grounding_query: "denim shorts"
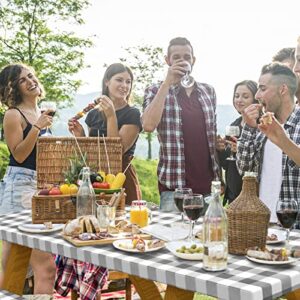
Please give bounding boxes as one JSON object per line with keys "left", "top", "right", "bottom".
{"left": 0, "top": 166, "right": 37, "bottom": 214}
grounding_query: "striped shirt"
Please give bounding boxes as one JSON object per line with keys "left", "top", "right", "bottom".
{"left": 237, "top": 106, "right": 300, "bottom": 228}
{"left": 143, "top": 82, "right": 220, "bottom": 190}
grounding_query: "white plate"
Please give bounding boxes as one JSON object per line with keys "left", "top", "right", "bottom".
{"left": 166, "top": 240, "right": 203, "bottom": 260}
{"left": 266, "top": 228, "right": 286, "bottom": 244}
{"left": 246, "top": 255, "right": 297, "bottom": 265}
{"left": 113, "top": 239, "right": 165, "bottom": 253}
{"left": 18, "top": 223, "right": 64, "bottom": 234}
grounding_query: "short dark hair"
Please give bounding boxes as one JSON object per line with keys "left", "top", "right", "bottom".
{"left": 261, "top": 62, "right": 298, "bottom": 97}
{"left": 102, "top": 63, "right": 134, "bottom": 101}
{"left": 0, "top": 63, "right": 45, "bottom": 108}
{"left": 167, "top": 37, "right": 194, "bottom": 57}
{"left": 272, "top": 47, "right": 295, "bottom": 63}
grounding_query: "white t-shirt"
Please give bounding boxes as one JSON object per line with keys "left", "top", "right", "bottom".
{"left": 259, "top": 139, "right": 282, "bottom": 223}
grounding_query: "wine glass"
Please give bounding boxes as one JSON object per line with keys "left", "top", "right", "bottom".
{"left": 40, "top": 101, "right": 56, "bottom": 136}
{"left": 225, "top": 125, "right": 240, "bottom": 160}
{"left": 181, "top": 62, "right": 195, "bottom": 88}
{"left": 174, "top": 188, "right": 192, "bottom": 222}
{"left": 183, "top": 193, "right": 204, "bottom": 241}
{"left": 276, "top": 199, "right": 298, "bottom": 248}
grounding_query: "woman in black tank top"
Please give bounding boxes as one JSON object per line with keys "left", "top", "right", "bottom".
{"left": 0, "top": 64, "right": 56, "bottom": 296}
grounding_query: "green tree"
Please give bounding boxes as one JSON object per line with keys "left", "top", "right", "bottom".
{"left": 0, "top": 0, "right": 93, "bottom": 107}
{"left": 119, "top": 45, "right": 165, "bottom": 159}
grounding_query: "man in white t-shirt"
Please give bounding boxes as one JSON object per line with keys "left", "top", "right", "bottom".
{"left": 236, "top": 62, "right": 300, "bottom": 227}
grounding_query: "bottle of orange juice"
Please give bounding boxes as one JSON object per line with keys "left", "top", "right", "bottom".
{"left": 130, "top": 200, "right": 149, "bottom": 228}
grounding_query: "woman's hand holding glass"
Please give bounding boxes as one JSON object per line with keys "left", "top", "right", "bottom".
{"left": 225, "top": 126, "right": 240, "bottom": 160}
{"left": 40, "top": 101, "right": 56, "bottom": 136}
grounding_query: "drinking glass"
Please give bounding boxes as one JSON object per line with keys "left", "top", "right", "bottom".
{"left": 174, "top": 188, "right": 192, "bottom": 222}
{"left": 225, "top": 126, "right": 240, "bottom": 160}
{"left": 40, "top": 101, "right": 56, "bottom": 136}
{"left": 276, "top": 199, "right": 298, "bottom": 248}
{"left": 181, "top": 62, "right": 195, "bottom": 88}
{"left": 183, "top": 193, "right": 204, "bottom": 241}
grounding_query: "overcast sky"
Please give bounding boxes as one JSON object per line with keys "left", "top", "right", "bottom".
{"left": 71, "top": 0, "right": 300, "bottom": 105}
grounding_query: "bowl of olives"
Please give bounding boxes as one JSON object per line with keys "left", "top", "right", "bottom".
{"left": 166, "top": 241, "right": 203, "bottom": 260}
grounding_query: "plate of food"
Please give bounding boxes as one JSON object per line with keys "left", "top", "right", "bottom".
{"left": 166, "top": 241, "right": 203, "bottom": 260}
{"left": 113, "top": 238, "right": 165, "bottom": 253}
{"left": 266, "top": 228, "right": 286, "bottom": 244}
{"left": 246, "top": 247, "right": 296, "bottom": 265}
{"left": 94, "top": 188, "right": 121, "bottom": 194}
{"left": 18, "top": 223, "right": 64, "bottom": 234}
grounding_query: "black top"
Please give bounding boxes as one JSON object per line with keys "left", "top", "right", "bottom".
{"left": 218, "top": 116, "right": 243, "bottom": 205}
{"left": 8, "top": 107, "right": 41, "bottom": 171}
{"left": 85, "top": 105, "right": 142, "bottom": 156}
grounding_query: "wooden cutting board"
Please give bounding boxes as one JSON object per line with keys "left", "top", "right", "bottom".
{"left": 62, "top": 233, "right": 152, "bottom": 247}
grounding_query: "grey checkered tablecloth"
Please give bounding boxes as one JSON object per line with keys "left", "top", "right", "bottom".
{"left": 1, "top": 210, "right": 300, "bottom": 300}
{"left": 0, "top": 290, "right": 24, "bottom": 299}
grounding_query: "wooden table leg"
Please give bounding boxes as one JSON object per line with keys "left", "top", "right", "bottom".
{"left": 165, "top": 285, "right": 194, "bottom": 300}
{"left": 128, "top": 275, "right": 162, "bottom": 300}
{"left": 285, "top": 289, "right": 300, "bottom": 300}
{"left": 2, "top": 243, "right": 32, "bottom": 295}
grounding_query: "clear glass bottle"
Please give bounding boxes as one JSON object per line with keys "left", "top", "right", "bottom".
{"left": 202, "top": 181, "right": 228, "bottom": 271}
{"left": 76, "top": 167, "right": 96, "bottom": 217}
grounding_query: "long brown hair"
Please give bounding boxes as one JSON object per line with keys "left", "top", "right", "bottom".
{"left": 0, "top": 63, "right": 45, "bottom": 108}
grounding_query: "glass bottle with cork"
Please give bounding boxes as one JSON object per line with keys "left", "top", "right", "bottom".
{"left": 76, "top": 167, "right": 96, "bottom": 217}
{"left": 203, "top": 181, "right": 228, "bottom": 271}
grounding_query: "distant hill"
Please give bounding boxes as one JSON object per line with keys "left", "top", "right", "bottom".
{"left": 52, "top": 92, "right": 239, "bottom": 159}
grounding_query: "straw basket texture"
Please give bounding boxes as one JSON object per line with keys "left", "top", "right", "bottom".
{"left": 227, "top": 174, "right": 270, "bottom": 255}
{"left": 32, "top": 136, "right": 124, "bottom": 223}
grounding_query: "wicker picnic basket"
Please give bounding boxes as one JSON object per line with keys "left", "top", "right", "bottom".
{"left": 227, "top": 172, "right": 270, "bottom": 255}
{"left": 32, "top": 136, "right": 124, "bottom": 224}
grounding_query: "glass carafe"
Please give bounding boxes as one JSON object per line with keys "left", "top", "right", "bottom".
{"left": 76, "top": 167, "right": 96, "bottom": 217}
{"left": 203, "top": 181, "right": 228, "bottom": 271}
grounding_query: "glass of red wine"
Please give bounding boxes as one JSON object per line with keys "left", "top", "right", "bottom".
{"left": 225, "top": 125, "right": 240, "bottom": 160}
{"left": 40, "top": 101, "right": 56, "bottom": 136}
{"left": 183, "top": 193, "right": 204, "bottom": 241}
{"left": 276, "top": 199, "right": 298, "bottom": 248}
{"left": 174, "top": 188, "right": 192, "bottom": 222}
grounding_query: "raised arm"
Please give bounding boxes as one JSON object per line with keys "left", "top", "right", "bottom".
{"left": 142, "top": 60, "right": 187, "bottom": 132}
{"left": 4, "top": 109, "right": 52, "bottom": 163}
{"left": 259, "top": 115, "right": 300, "bottom": 166}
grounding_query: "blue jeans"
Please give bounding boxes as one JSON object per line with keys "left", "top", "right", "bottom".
{"left": 0, "top": 166, "right": 37, "bottom": 214}
{"left": 160, "top": 191, "right": 177, "bottom": 212}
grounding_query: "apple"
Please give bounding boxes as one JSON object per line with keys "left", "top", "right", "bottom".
{"left": 49, "top": 187, "right": 62, "bottom": 195}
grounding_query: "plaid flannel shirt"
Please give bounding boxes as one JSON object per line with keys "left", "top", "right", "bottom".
{"left": 143, "top": 82, "right": 219, "bottom": 190}
{"left": 237, "top": 106, "right": 300, "bottom": 228}
{"left": 55, "top": 256, "right": 108, "bottom": 300}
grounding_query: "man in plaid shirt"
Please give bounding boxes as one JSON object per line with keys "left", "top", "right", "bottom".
{"left": 236, "top": 62, "right": 300, "bottom": 227}
{"left": 142, "top": 37, "right": 220, "bottom": 211}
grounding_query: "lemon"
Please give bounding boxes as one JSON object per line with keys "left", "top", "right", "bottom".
{"left": 60, "top": 184, "right": 70, "bottom": 195}
{"left": 69, "top": 184, "right": 79, "bottom": 195}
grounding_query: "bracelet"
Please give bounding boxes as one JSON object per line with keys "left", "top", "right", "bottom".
{"left": 33, "top": 124, "right": 41, "bottom": 131}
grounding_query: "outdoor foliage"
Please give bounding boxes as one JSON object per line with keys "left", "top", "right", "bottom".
{"left": 0, "top": 0, "right": 93, "bottom": 107}
{"left": 132, "top": 157, "right": 159, "bottom": 205}
{"left": 0, "top": 142, "right": 9, "bottom": 179}
{"left": 119, "top": 45, "right": 165, "bottom": 159}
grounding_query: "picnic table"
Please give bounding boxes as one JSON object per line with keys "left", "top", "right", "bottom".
{"left": 1, "top": 209, "right": 300, "bottom": 300}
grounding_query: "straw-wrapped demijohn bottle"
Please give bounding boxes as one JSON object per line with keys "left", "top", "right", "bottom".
{"left": 227, "top": 172, "right": 270, "bottom": 255}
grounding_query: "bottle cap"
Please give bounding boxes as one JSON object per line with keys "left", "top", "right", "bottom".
{"left": 211, "top": 181, "right": 221, "bottom": 194}
{"left": 131, "top": 200, "right": 147, "bottom": 206}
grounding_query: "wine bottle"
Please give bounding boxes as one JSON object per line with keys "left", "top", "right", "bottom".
{"left": 76, "top": 167, "right": 96, "bottom": 217}
{"left": 203, "top": 181, "right": 228, "bottom": 271}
